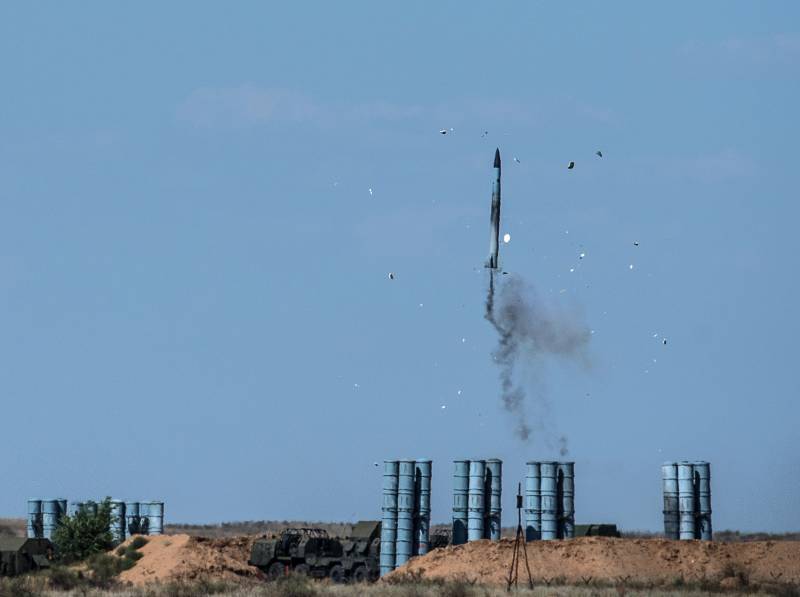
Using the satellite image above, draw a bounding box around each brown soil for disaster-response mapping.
[117,534,263,585]
[386,537,800,587]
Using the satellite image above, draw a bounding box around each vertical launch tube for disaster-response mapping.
[486,149,501,269]
[380,460,399,576]
[467,460,486,542]
[452,460,469,545]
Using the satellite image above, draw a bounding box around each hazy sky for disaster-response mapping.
[1,2,798,532]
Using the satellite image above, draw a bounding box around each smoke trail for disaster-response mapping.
[484,273,591,442]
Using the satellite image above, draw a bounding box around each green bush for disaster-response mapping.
[130,536,149,550]
[52,498,114,563]
[272,573,318,597]
[43,566,84,591]
[87,553,125,588]
[125,547,144,561]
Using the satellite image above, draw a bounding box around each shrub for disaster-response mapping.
[52,498,114,563]
[44,566,84,591]
[130,536,149,550]
[271,573,318,597]
[87,553,125,588]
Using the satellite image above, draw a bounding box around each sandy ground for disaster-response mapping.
[117,534,262,585]
[112,533,800,589]
[385,537,800,587]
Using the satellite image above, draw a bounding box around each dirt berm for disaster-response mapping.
[117,534,262,585]
[385,537,800,587]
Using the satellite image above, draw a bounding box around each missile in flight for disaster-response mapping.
[486,148,502,269]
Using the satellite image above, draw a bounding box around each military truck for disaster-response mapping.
[0,537,53,577]
[249,520,381,583]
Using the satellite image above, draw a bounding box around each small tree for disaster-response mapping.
[52,498,114,562]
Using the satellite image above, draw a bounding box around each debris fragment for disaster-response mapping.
[441,405,447,410]
[633,241,639,246]
[629,264,634,270]
[569,268,575,273]
[388,272,395,280]
[481,131,488,137]
[503,233,511,243]
[439,129,447,135]
[514,157,521,163]
[568,161,575,169]
[368,188,373,196]
[579,252,586,259]
[663,338,667,345]
[596,150,603,158]
[373,462,379,467]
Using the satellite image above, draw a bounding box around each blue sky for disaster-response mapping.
[1,2,798,531]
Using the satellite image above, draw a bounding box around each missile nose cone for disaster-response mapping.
[494,148,501,168]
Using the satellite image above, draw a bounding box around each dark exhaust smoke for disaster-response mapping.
[484,272,591,443]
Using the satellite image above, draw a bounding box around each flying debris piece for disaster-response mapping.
[373,462,379,467]
[368,188,373,196]
[485,149,502,269]
[569,268,575,273]
[502,271,509,275]
[457,389,462,396]
[503,233,511,244]
[629,264,635,270]
[514,157,521,163]
[596,150,603,158]
[441,405,447,410]
[567,161,575,169]
[461,337,466,343]
[419,303,424,308]
[633,241,640,246]
[388,272,395,280]
[439,129,447,135]
[663,338,667,345]
[481,130,489,137]
[579,252,586,259]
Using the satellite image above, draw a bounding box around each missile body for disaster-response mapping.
[486,148,502,269]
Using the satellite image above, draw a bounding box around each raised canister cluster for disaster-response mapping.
[661,461,712,540]
[451,458,502,545]
[27,498,165,542]
[379,459,431,577]
[524,461,574,540]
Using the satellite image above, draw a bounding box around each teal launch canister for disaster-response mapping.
[414,459,432,556]
[539,462,558,540]
[661,462,679,539]
[380,460,399,577]
[142,501,164,535]
[42,499,62,540]
[693,461,712,540]
[26,499,42,539]
[395,460,416,566]
[68,501,85,517]
[125,502,141,537]
[485,459,502,541]
[524,462,541,541]
[109,500,126,543]
[677,462,696,540]
[467,460,486,542]
[452,459,469,545]
[558,462,575,539]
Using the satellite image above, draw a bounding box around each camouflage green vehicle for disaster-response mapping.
[248,520,381,583]
[0,538,53,577]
